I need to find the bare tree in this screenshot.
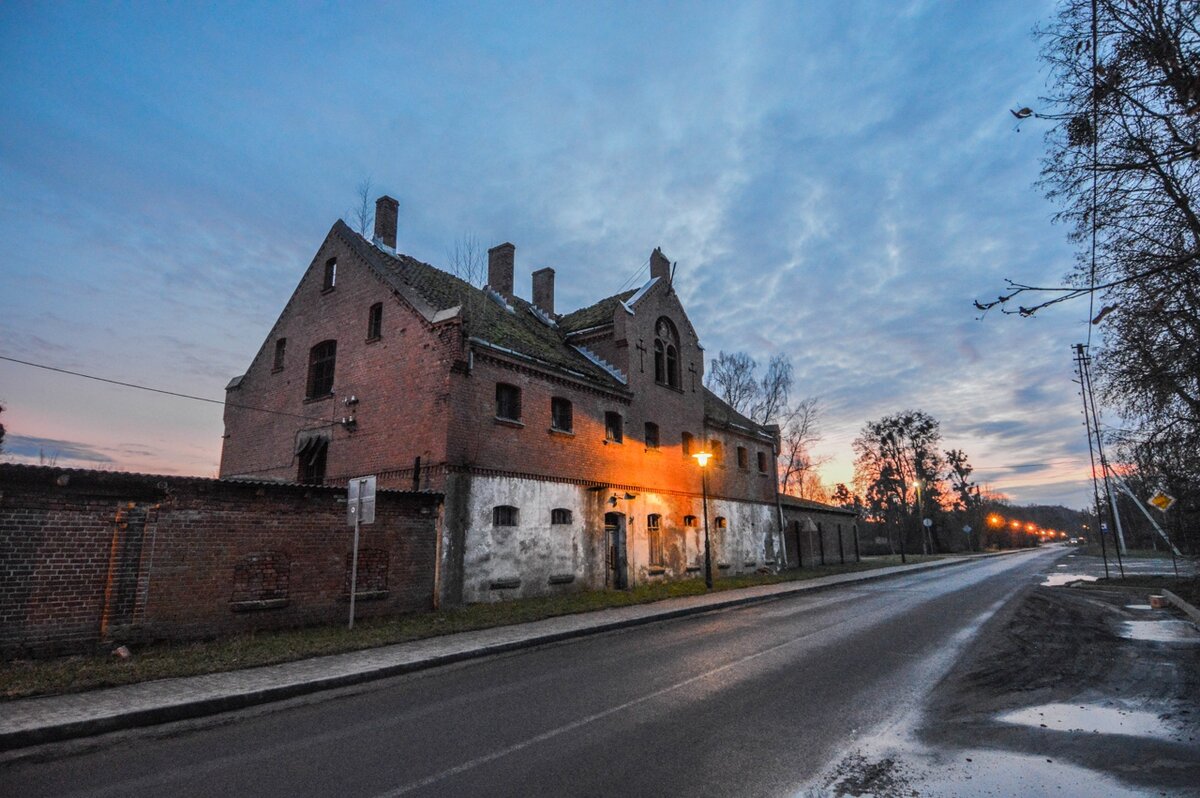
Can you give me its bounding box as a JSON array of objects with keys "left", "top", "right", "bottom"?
[
  {"left": 707, "top": 351, "right": 758, "bottom": 415},
  {"left": 447, "top": 233, "right": 486, "bottom": 287},
  {"left": 352, "top": 178, "right": 373, "bottom": 237},
  {"left": 751, "top": 354, "right": 793, "bottom": 425},
  {"left": 778, "top": 396, "right": 828, "bottom": 498}
]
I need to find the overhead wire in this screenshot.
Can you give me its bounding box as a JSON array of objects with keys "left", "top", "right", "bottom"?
[{"left": 0, "top": 354, "right": 332, "bottom": 423}]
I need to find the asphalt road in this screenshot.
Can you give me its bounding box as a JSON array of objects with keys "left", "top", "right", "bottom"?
[{"left": 0, "top": 547, "right": 1064, "bottom": 798}]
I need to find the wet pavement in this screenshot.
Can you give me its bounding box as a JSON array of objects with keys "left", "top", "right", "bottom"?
[{"left": 810, "top": 549, "right": 1200, "bottom": 797}]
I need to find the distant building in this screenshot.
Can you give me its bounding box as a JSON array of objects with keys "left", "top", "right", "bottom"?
[{"left": 220, "top": 196, "right": 789, "bottom": 604}]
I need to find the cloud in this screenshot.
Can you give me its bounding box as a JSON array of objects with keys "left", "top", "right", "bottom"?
[{"left": 4, "top": 435, "right": 114, "bottom": 464}]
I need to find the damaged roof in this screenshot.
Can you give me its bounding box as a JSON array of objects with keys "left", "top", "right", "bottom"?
[{"left": 335, "top": 221, "right": 626, "bottom": 389}]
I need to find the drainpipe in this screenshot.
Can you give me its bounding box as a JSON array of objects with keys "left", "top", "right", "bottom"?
[{"left": 770, "top": 438, "right": 788, "bottom": 571}]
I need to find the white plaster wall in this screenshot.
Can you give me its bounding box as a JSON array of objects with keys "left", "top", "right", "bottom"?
[
  {"left": 462, "top": 476, "right": 597, "bottom": 602},
  {"left": 460, "top": 474, "right": 785, "bottom": 602}
]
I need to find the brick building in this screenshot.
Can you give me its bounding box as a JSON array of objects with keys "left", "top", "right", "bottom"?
[{"left": 220, "top": 197, "right": 788, "bottom": 604}]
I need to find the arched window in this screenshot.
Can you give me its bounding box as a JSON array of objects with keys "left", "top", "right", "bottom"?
[
  {"left": 306, "top": 340, "right": 337, "bottom": 398},
  {"left": 683, "top": 515, "right": 697, "bottom": 527},
  {"left": 654, "top": 317, "right": 680, "bottom": 389},
  {"left": 715, "top": 516, "right": 728, "bottom": 529}
]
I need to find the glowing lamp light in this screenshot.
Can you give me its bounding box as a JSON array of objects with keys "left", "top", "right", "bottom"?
[{"left": 693, "top": 451, "right": 712, "bottom": 468}]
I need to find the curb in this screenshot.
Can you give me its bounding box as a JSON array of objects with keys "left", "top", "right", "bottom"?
[
  {"left": 1161, "top": 588, "right": 1200, "bottom": 625},
  {"left": 0, "top": 548, "right": 1041, "bottom": 752}
]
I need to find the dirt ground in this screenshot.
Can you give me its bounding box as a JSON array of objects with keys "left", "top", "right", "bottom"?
[{"left": 818, "top": 555, "right": 1200, "bottom": 797}]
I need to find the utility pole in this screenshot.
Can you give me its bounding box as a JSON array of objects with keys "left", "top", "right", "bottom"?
[{"left": 1075, "top": 344, "right": 1111, "bottom": 579}]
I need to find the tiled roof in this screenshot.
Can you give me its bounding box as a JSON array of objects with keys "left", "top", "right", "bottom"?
[
  {"left": 333, "top": 221, "right": 627, "bottom": 390},
  {"left": 702, "top": 387, "right": 773, "bottom": 438},
  {"left": 779, "top": 494, "right": 859, "bottom": 516},
  {"left": 559, "top": 289, "right": 637, "bottom": 333}
]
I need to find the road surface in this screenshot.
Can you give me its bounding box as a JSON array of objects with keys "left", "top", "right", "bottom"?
[{"left": 1, "top": 548, "right": 1064, "bottom": 797}]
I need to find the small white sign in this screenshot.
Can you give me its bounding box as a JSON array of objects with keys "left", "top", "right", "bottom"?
[
  {"left": 922, "top": 518, "right": 933, "bottom": 528},
  {"left": 348, "top": 475, "right": 377, "bottom": 525}
]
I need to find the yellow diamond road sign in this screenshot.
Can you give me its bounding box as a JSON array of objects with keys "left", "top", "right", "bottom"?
[{"left": 1148, "top": 491, "right": 1176, "bottom": 512}]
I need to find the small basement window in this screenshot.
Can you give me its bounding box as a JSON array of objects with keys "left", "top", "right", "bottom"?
[
  {"left": 683, "top": 515, "right": 697, "bottom": 527},
  {"left": 551, "top": 397, "right": 573, "bottom": 432},
  {"left": 644, "top": 421, "right": 660, "bottom": 449},
  {"left": 605, "top": 411, "right": 623, "bottom": 443},
  {"left": 323, "top": 257, "right": 337, "bottom": 291},
  {"left": 715, "top": 516, "right": 728, "bottom": 529},
  {"left": 551, "top": 508, "right": 572, "bottom": 524},
  {"left": 493, "top": 505, "right": 519, "bottom": 526},
  {"left": 367, "top": 302, "right": 383, "bottom": 340},
  {"left": 496, "top": 383, "right": 521, "bottom": 422}
]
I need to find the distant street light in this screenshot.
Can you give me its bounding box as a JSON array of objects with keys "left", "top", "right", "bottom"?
[{"left": 693, "top": 451, "right": 714, "bottom": 590}]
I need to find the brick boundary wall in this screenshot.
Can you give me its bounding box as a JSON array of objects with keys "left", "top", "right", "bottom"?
[{"left": 0, "top": 464, "right": 443, "bottom": 658}]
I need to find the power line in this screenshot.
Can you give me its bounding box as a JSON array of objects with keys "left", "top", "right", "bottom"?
[
  {"left": 616, "top": 257, "right": 651, "bottom": 293},
  {"left": 0, "top": 355, "right": 331, "bottom": 424}
]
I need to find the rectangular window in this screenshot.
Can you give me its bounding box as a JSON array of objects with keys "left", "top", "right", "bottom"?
[
  {"left": 683, "top": 515, "right": 697, "bottom": 527},
  {"left": 737, "top": 446, "right": 749, "bottom": 469},
  {"left": 367, "top": 302, "right": 383, "bottom": 340},
  {"left": 298, "top": 439, "right": 328, "bottom": 484},
  {"left": 273, "top": 338, "right": 286, "bottom": 371},
  {"left": 605, "top": 411, "right": 623, "bottom": 443},
  {"left": 306, "top": 340, "right": 337, "bottom": 398},
  {"left": 551, "top": 397, "right": 573, "bottom": 432},
  {"left": 551, "top": 508, "right": 572, "bottom": 524},
  {"left": 493, "top": 505, "right": 519, "bottom": 526},
  {"left": 647, "top": 514, "right": 664, "bottom": 566},
  {"left": 710, "top": 439, "right": 724, "bottom": 463},
  {"left": 644, "top": 422, "right": 660, "bottom": 449},
  {"left": 681, "top": 431, "right": 694, "bottom": 457},
  {"left": 757, "top": 451, "right": 768, "bottom": 473},
  {"left": 323, "top": 257, "right": 337, "bottom": 291},
  {"left": 496, "top": 383, "right": 521, "bottom": 421}
]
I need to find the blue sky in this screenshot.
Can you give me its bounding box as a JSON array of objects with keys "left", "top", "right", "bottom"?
[{"left": 0, "top": 0, "right": 1101, "bottom": 507}]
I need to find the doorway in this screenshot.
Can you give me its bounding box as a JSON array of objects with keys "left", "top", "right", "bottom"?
[{"left": 605, "top": 511, "right": 628, "bottom": 589}]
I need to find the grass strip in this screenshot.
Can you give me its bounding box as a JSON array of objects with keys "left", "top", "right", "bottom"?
[{"left": 1, "top": 555, "right": 947, "bottom": 701}]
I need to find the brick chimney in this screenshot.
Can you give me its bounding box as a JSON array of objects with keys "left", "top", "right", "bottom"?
[
  {"left": 374, "top": 196, "right": 398, "bottom": 251},
  {"left": 488, "top": 242, "right": 515, "bottom": 297},
  {"left": 532, "top": 267, "right": 555, "bottom": 316},
  {"left": 650, "top": 247, "right": 671, "bottom": 283}
]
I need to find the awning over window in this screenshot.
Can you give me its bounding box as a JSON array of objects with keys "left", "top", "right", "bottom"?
[{"left": 295, "top": 428, "right": 330, "bottom": 457}]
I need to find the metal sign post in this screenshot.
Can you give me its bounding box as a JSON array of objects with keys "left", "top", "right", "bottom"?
[{"left": 347, "top": 476, "right": 376, "bottom": 630}]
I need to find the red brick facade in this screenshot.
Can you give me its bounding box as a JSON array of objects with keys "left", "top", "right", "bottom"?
[
  {"left": 219, "top": 206, "right": 786, "bottom": 603},
  {"left": 0, "top": 464, "right": 441, "bottom": 656}
]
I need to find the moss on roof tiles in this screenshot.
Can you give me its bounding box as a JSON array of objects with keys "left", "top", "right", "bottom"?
[
  {"left": 333, "top": 221, "right": 625, "bottom": 389},
  {"left": 558, "top": 289, "right": 637, "bottom": 333}
]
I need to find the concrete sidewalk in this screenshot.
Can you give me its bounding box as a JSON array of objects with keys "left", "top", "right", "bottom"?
[{"left": 0, "top": 550, "right": 1035, "bottom": 752}]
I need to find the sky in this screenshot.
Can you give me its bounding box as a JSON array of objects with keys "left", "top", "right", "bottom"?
[{"left": 0, "top": 0, "right": 1103, "bottom": 508}]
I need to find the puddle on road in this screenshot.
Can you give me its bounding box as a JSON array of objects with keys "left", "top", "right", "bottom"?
[
  {"left": 905, "top": 748, "right": 1148, "bottom": 798},
  {"left": 998, "top": 703, "right": 1167, "bottom": 737},
  {"left": 1118, "top": 620, "right": 1200, "bottom": 643},
  {"left": 1041, "top": 573, "right": 1098, "bottom": 587}
]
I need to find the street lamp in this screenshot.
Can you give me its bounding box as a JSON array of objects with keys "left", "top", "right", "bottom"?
[{"left": 693, "top": 451, "right": 714, "bottom": 590}]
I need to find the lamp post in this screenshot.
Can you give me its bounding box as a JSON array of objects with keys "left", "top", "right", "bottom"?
[
  {"left": 693, "top": 451, "right": 714, "bottom": 590},
  {"left": 914, "top": 479, "right": 929, "bottom": 555}
]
